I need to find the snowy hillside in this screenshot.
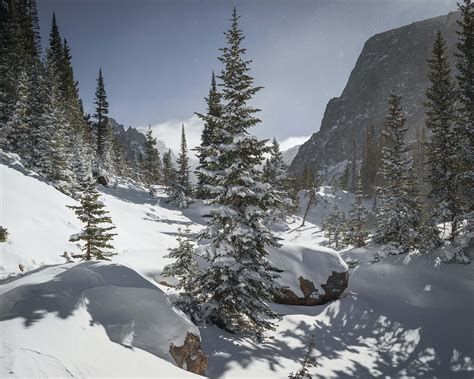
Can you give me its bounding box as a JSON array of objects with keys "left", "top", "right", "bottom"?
[{"left": 1, "top": 156, "right": 473, "bottom": 378}]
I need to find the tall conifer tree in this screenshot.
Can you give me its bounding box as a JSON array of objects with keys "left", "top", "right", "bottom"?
[{"left": 193, "top": 8, "right": 281, "bottom": 338}]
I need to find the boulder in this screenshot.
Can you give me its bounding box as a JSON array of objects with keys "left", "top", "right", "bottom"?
[
  {"left": 170, "top": 332, "right": 208, "bottom": 376},
  {"left": 269, "top": 243, "right": 349, "bottom": 306}
]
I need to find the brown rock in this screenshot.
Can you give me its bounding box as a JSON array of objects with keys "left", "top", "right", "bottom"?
[
  {"left": 170, "top": 332, "right": 207, "bottom": 376},
  {"left": 275, "top": 271, "right": 349, "bottom": 306}
]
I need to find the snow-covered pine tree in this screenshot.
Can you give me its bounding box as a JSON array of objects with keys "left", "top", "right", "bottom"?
[
  {"left": 162, "top": 149, "right": 176, "bottom": 192},
  {"left": 67, "top": 178, "right": 116, "bottom": 261},
  {"left": 263, "top": 138, "right": 294, "bottom": 221},
  {"left": 453, "top": 0, "right": 474, "bottom": 236},
  {"left": 424, "top": 31, "right": 458, "bottom": 243},
  {"left": 143, "top": 125, "right": 162, "bottom": 186},
  {"left": 162, "top": 226, "right": 199, "bottom": 316},
  {"left": 93, "top": 68, "right": 114, "bottom": 178},
  {"left": 345, "top": 171, "right": 369, "bottom": 247},
  {"left": 374, "top": 91, "right": 421, "bottom": 252},
  {"left": 195, "top": 71, "right": 223, "bottom": 200},
  {"left": 169, "top": 125, "right": 192, "bottom": 208},
  {"left": 193, "top": 8, "right": 281, "bottom": 338},
  {"left": 321, "top": 205, "right": 346, "bottom": 250}
]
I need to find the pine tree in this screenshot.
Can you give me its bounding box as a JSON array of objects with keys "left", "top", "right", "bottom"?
[
  {"left": 193, "top": 8, "right": 281, "bottom": 338},
  {"left": 93, "top": 68, "right": 112, "bottom": 176},
  {"left": 162, "top": 226, "right": 199, "bottom": 316},
  {"left": 67, "top": 179, "right": 116, "bottom": 261},
  {"left": 345, "top": 172, "right": 369, "bottom": 247},
  {"left": 263, "top": 138, "right": 293, "bottom": 221},
  {"left": 374, "top": 91, "right": 421, "bottom": 252},
  {"left": 349, "top": 134, "right": 358, "bottom": 193},
  {"left": 169, "top": 125, "right": 192, "bottom": 208},
  {"left": 143, "top": 125, "right": 162, "bottom": 186},
  {"left": 195, "top": 71, "right": 223, "bottom": 199},
  {"left": 321, "top": 205, "right": 346, "bottom": 250},
  {"left": 338, "top": 163, "right": 350, "bottom": 191},
  {"left": 425, "top": 31, "right": 459, "bottom": 242},
  {"left": 453, "top": 0, "right": 474, "bottom": 236},
  {"left": 162, "top": 149, "right": 176, "bottom": 192}
]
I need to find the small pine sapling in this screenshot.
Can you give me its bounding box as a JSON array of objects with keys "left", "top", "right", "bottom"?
[{"left": 67, "top": 179, "right": 117, "bottom": 260}]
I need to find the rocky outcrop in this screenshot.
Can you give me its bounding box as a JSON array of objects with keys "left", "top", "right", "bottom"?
[
  {"left": 170, "top": 332, "right": 208, "bottom": 376},
  {"left": 276, "top": 271, "right": 349, "bottom": 306},
  {"left": 289, "top": 12, "right": 460, "bottom": 177}
]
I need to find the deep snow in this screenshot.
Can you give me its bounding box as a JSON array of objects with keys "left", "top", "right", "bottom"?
[{"left": 1, "top": 153, "right": 473, "bottom": 378}]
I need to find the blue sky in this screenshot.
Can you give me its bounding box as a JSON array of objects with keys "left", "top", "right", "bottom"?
[{"left": 37, "top": 0, "right": 456, "bottom": 151}]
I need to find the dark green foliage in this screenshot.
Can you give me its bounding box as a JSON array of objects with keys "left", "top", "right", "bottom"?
[
  {"left": 143, "top": 125, "right": 162, "bottom": 186},
  {"left": 162, "top": 226, "right": 200, "bottom": 316},
  {"left": 67, "top": 179, "right": 116, "bottom": 261},
  {"left": 0, "top": 226, "right": 8, "bottom": 242},
  {"left": 162, "top": 149, "right": 176, "bottom": 191},
  {"left": 454, "top": 0, "right": 474, "bottom": 235},
  {"left": 195, "top": 71, "right": 223, "bottom": 199},
  {"left": 374, "top": 92, "right": 421, "bottom": 251},
  {"left": 345, "top": 172, "right": 369, "bottom": 247},
  {"left": 322, "top": 205, "right": 347, "bottom": 250},
  {"left": 169, "top": 125, "right": 192, "bottom": 208},
  {"left": 93, "top": 68, "right": 110, "bottom": 171},
  {"left": 425, "top": 31, "right": 459, "bottom": 242}
]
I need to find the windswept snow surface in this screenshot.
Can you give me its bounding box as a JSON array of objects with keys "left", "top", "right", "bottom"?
[{"left": 1, "top": 155, "right": 473, "bottom": 378}]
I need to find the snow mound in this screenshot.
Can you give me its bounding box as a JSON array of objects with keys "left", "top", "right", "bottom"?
[{"left": 0, "top": 262, "right": 201, "bottom": 378}]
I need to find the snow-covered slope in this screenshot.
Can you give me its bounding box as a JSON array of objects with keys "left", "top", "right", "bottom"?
[{"left": 1, "top": 154, "right": 473, "bottom": 378}]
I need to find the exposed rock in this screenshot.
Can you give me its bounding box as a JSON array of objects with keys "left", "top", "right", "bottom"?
[
  {"left": 170, "top": 332, "right": 207, "bottom": 376},
  {"left": 276, "top": 271, "right": 349, "bottom": 306},
  {"left": 289, "top": 12, "right": 460, "bottom": 177},
  {"left": 96, "top": 175, "right": 108, "bottom": 187}
]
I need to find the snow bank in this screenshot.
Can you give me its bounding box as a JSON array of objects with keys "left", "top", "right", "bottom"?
[{"left": 0, "top": 262, "right": 201, "bottom": 378}]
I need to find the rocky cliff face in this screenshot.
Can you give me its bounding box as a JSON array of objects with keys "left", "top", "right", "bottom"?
[{"left": 289, "top": 12, "right": 460, "bottom": 177}]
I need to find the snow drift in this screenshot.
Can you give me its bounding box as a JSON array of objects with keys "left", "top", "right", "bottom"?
[{"left": 0, "top": 262, "right": 204, "bottom": 377}]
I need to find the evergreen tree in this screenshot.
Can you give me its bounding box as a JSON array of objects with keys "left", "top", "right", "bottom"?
[
  {"left": 263, "top": 138, "right": 293, "bottom": 221},
  {"left": 195, "top": 71, "right": 223, "bottom": 199},
  {"left": 345, "top": 172, "right": 369, "bottom": 247},
  {"left": 425, "top": 31, "right": 459, "bottom": 242},
  {"left": 193, "top": 8, "right": 281, "bottom": 338},
  {"left": 374, "top": 91, "right": 421, "bottom": 252},
  {"left": 321, "top": 205, "right": 346, "bottom": 250},
  {"left": 453, "top": 0, "right": 474, "bottom": 235},
  {"left": 169, "top": 125, "right": 192, "bottom": 208},
  {"left": 143, "top": 125, "right": 162, "bottom": 186},
  {"left": 162, "top": 149, "right": 176, "bottom": 192},
  {"left": 162, "top": 226, "right": 199, "bottom": 316},
  {"left": 349, "top": 134, "right": 357, "bottom": 193},
  {"left": 93, "top": 68, "right": 112, "bottom": 176},
  {"left": 67, "top": 179, "right": 116, "bottom": 260}
]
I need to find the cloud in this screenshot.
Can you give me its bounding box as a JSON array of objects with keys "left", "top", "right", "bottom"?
[
  {"left": 278, "top": 136, "right": 310, "bottom": 151},
  {"left": 139, "top": 115, "right": 204, "bottom": 157}
]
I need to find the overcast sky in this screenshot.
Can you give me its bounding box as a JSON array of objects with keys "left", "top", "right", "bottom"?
[{"left": 37, "top": 0, "right": 456, "bottom": 152}]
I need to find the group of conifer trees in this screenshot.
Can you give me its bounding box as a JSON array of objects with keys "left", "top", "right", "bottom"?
[
  {"left": 0, "top": 0, "right": 169, "bottom": 194},
  {"left": 324, "top": 0, "right": 473, "bottom": 257}
]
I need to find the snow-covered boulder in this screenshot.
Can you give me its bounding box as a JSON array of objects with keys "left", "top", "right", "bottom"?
[
  {"left": 270, "top": 243, "right": 349, "bottom": 305},
  {"left": 0, "top": 262, "right": 206, "bottom": 377}
]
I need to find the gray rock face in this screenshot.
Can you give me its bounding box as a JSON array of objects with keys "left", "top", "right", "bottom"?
[{"left": 289, "top": 12, "right": 460, "bottom": 176}]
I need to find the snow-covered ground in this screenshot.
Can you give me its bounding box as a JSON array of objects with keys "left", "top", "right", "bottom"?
[{"left": 1, "top": 154, "right": 473, "bottom": 378}]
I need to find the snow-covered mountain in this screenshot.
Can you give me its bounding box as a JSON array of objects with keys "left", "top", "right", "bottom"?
[{"left": 1, "top": 153, "right": 472, "bottom": 378}]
